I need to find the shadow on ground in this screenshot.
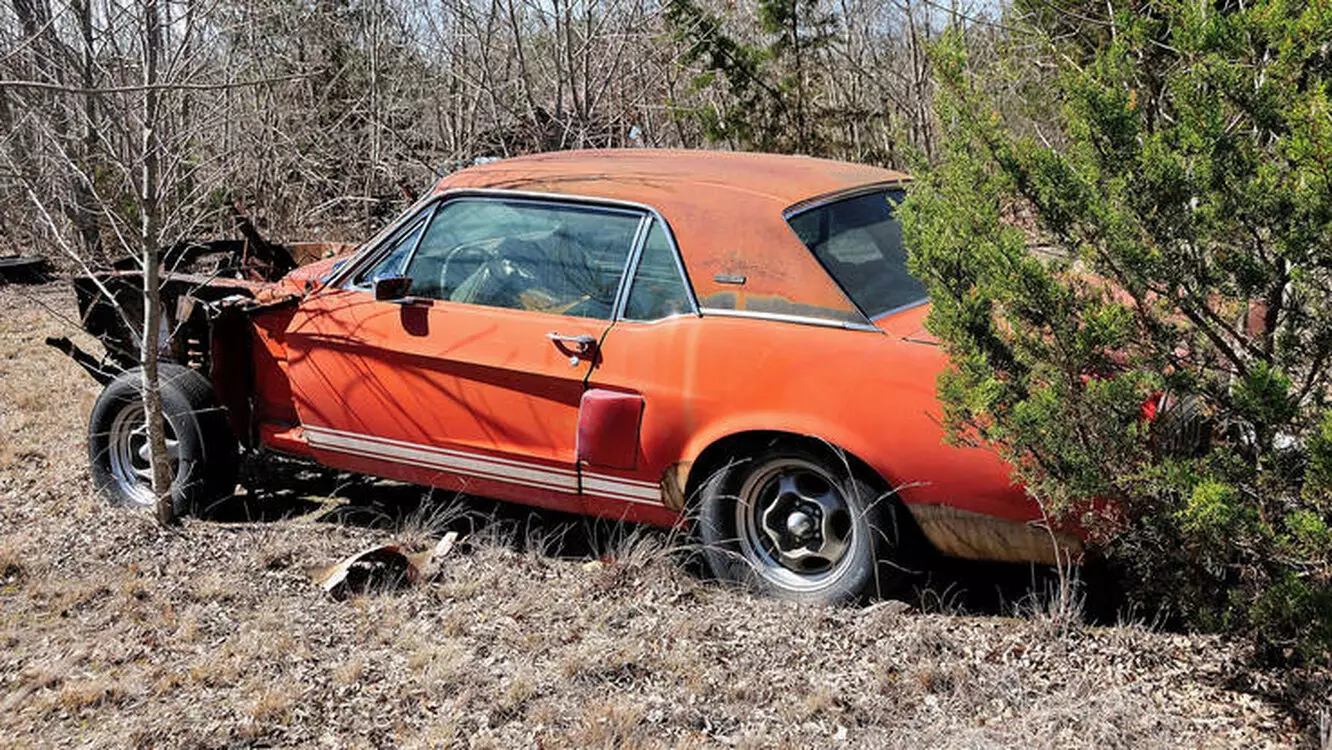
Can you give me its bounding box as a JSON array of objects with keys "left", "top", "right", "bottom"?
[
  {"left": 199, "top": 454, "right": 1131, "bottom": 625},
  {"left": 201, "top": 454, "right": 615, "bottom": 559}
]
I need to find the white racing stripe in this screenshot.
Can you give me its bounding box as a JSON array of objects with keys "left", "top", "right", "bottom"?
[
  {"left": 582, "top": 473, "right": 663, "bottom": 505},
  {"left": 304, "top": 425, "right": 576, "bottom": 492},
  {"left": 303, "top": 424, "right": 664, "bottom": 505},
  {"left": 304, "top": 425, "right": 577, "bottom": 476}
]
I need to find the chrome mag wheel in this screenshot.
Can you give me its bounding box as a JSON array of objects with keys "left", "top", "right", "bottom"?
[
  {"left": 90, "top": 364, "right": 238, "bottom": 515},
  {"left": 107, "top": 403, "right": 180, "bottom": 508},
  {"left": 734, "top": 457, "right": 861, "bottom": 593}
]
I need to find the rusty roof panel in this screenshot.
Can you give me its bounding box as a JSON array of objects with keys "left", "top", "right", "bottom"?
[{"left": 435, "top": 150, "right": 907, "bottom": 322}]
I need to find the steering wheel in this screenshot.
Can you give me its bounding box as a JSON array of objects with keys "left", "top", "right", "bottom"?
[{"left": 438, "top": 239, "right": 499, "bottom": 293}]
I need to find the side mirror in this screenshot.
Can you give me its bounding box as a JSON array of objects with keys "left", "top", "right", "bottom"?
[{"left": 373, "top": 275, "right": 412, "bottom": 301}]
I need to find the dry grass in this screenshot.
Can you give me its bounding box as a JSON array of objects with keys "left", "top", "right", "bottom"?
[
  {"left": 0, "top": 283, "right": 1326, "bottom": 747},
  {"left": 55, "top": 677, "right": 130, "bottom": 711}
]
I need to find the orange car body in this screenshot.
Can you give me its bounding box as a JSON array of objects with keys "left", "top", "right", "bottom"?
[{"left": 241, "top": 150, "right": 1072, "bottom": 564}]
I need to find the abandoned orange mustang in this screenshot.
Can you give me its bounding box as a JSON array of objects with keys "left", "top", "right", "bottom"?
[{"left": 66, "top": 150, "right": 1076, "bottom": 603}]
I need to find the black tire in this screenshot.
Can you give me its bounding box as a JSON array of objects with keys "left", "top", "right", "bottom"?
[
  {"left": 698, "top": 442, "right": 912, "bottom": 604},
  {"left": 88, "top": 363, "right": 238, "bottom": 517}
]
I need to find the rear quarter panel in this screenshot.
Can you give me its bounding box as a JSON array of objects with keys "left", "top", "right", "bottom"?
[{"left": 595, "top": 310, "right": 1039, "bottom": 526}]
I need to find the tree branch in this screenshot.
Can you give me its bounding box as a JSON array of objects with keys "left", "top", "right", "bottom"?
[{"left": 0, "top": 73, "right": 317, "bottom": 95}]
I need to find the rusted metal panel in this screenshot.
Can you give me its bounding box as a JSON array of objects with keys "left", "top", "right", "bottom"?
[
  {"left": 308, "top": 533, "right": 458, "bottom": 599},
  {"left": 660, "top": 461, "right": 691, "bottom": 512},
  {"left": 246, "top": 302, "right": 301, "bottom": 435},
  {"left": 0, "top": 255, "right": 48, "bottom": 283},
  {"left": 208, "top": 304, "right": 256, "bottom": 445},
  {"left": 435, "top": 149, "right": 906, "bottom": 207},
  {"left": 286, "top": 241, "right": 358, "bottom": 267},
  {"left": 43, "top": 336, "right": 120, "bottom": 384},
  {"left": 907, "top": 504, "right": 1085, "bottom": 566}
]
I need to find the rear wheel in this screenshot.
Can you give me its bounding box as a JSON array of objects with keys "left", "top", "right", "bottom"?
[
  {"left": 698, "top": 444, "right": 908, "bottom": 604},
  {"left": 88, "top": 363, "right": 237, "bottom": 516}
]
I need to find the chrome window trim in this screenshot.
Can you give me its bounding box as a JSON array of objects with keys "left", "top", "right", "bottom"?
[
  {"left": 698, "top": 307, "right": 881, "bottom": 333},
  {"left": 332, "top": 191, "right": 647, "bottom": 288},
  {"left": 609, "top": 216, "right": 653, "bottom": 321},
  {"left": 395, "top": 202, "right": 441, "bottom": 276},
  {"left": 869, "top": 297, "right": 930, "bottom": 322},
  {"left": 330, "top": 191, "right": 439, "bottom": 287},
  {"left": 659, "top": 215, "right": 700, "bottom": 316},
  {"left": 348, "top": 207, "right": 435, "bottom": 290},
  {"left": 618, "top": 218, "right": 702, "bottom": 323},
  {"left": 328, "top": 187, "right": 701, "bottom": 321},
  {"left": 610, "top": 311, "right": 697, "bottom": 327},
  {"left": 781, "top": 180, "right": 909, "bottom": 220}
]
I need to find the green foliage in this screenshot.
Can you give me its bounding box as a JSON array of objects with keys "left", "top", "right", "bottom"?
[
  {"left": 1306, "top": 410, "right": 1332, "bottom": 498},
  {"left": 663, "top": 0, "right": 837, "bottom": 152},
  {"left": 900, "top": 3, "right": 1332, "bottom": 662}
]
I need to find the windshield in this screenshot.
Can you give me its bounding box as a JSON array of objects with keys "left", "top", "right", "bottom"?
[{"left": 787, "top": 189, "right": 927, "bottom": 319}]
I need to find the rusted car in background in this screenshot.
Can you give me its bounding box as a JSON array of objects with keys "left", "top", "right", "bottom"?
[{"left": 62, "top": 150, "right": 1077, "bottom": 603}]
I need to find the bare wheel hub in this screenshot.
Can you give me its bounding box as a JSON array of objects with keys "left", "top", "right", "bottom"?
[{"left": 786, "top": 508, "right": 816, "bottom": 539}]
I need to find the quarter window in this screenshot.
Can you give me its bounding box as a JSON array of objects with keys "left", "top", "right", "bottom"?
[
  {"left": 787, "top": 189, "right": 927, "bottom": 319},
  {"left": 365, "top": 198, "right": 643, "bottom": 320},
  {"left": 623, "top": 221, "right": 692, "bottom": 321}
]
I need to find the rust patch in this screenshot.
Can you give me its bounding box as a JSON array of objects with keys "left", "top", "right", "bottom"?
[
  {"left": 286, "top": 241, "right": 357, "bottom": 266},
  {"left": 660, "top": 461, "right": 692, "bottom": 512},
  {"left": 907, "top": 505, "right": 1084, "bottom": 566},
  {"left": 697, "top": 291, "right": 864, "bottom": 324}
]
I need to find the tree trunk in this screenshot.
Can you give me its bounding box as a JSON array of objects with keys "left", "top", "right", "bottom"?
[
  {"left": 72, "top": 0, "right": 102, "bottom": 260},
  {"left": 138, "top": 0, "right": 174, "bottom": 526}
]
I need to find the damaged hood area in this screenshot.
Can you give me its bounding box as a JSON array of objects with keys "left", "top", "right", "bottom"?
[
  {"left": 280, "top": 253, "right": 352, "bottom": 290},
  {"left": 54, "top": 221, "right": 356, "bottom": 387}
]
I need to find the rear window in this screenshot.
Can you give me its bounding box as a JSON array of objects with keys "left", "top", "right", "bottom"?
[{"left": 787, "top": 189, "right": 927, "bottom": 319}]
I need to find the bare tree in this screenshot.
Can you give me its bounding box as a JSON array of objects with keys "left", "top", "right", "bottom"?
[
  {"left": 0, "top": 0, "right": 323, "bottom": 522},
  {"left": 5, "top": 0, "right": 1019, "bottom": 257},
  {"left": 138, "top": 0, "right": 173, "bottom": 523}
]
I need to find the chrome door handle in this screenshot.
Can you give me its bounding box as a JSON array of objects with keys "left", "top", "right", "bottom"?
[{"left": 546, "top": 332, "right": 597, "bottom": 362}]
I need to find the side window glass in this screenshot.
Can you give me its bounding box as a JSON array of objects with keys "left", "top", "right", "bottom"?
[
  {"left": 623, "top": 221, "right": 692, "bottom": 321},
  {"left": 786, "top": 189, "right": 926, "bottom": 319},
  {"left": 402, "top": 199, "right": 642, "bottom": 320},
  {"left": 356, "top": 214, "right": 427, "bottom": 285}
]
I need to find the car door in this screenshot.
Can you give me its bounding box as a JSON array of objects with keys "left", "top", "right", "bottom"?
[
  {"left": 284, "top": 195, "right": 647, "bottom": 512},
  {"left": 579, "top": 218, "right": 702, "bottom": 523}
]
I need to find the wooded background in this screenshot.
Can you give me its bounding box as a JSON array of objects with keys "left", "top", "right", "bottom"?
[
  {"left": 10, "top": 0, "right": 1332, "bottom": 664},
  {"left": 0, "top": 0, "right": 1018, "bottom": 260}
]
